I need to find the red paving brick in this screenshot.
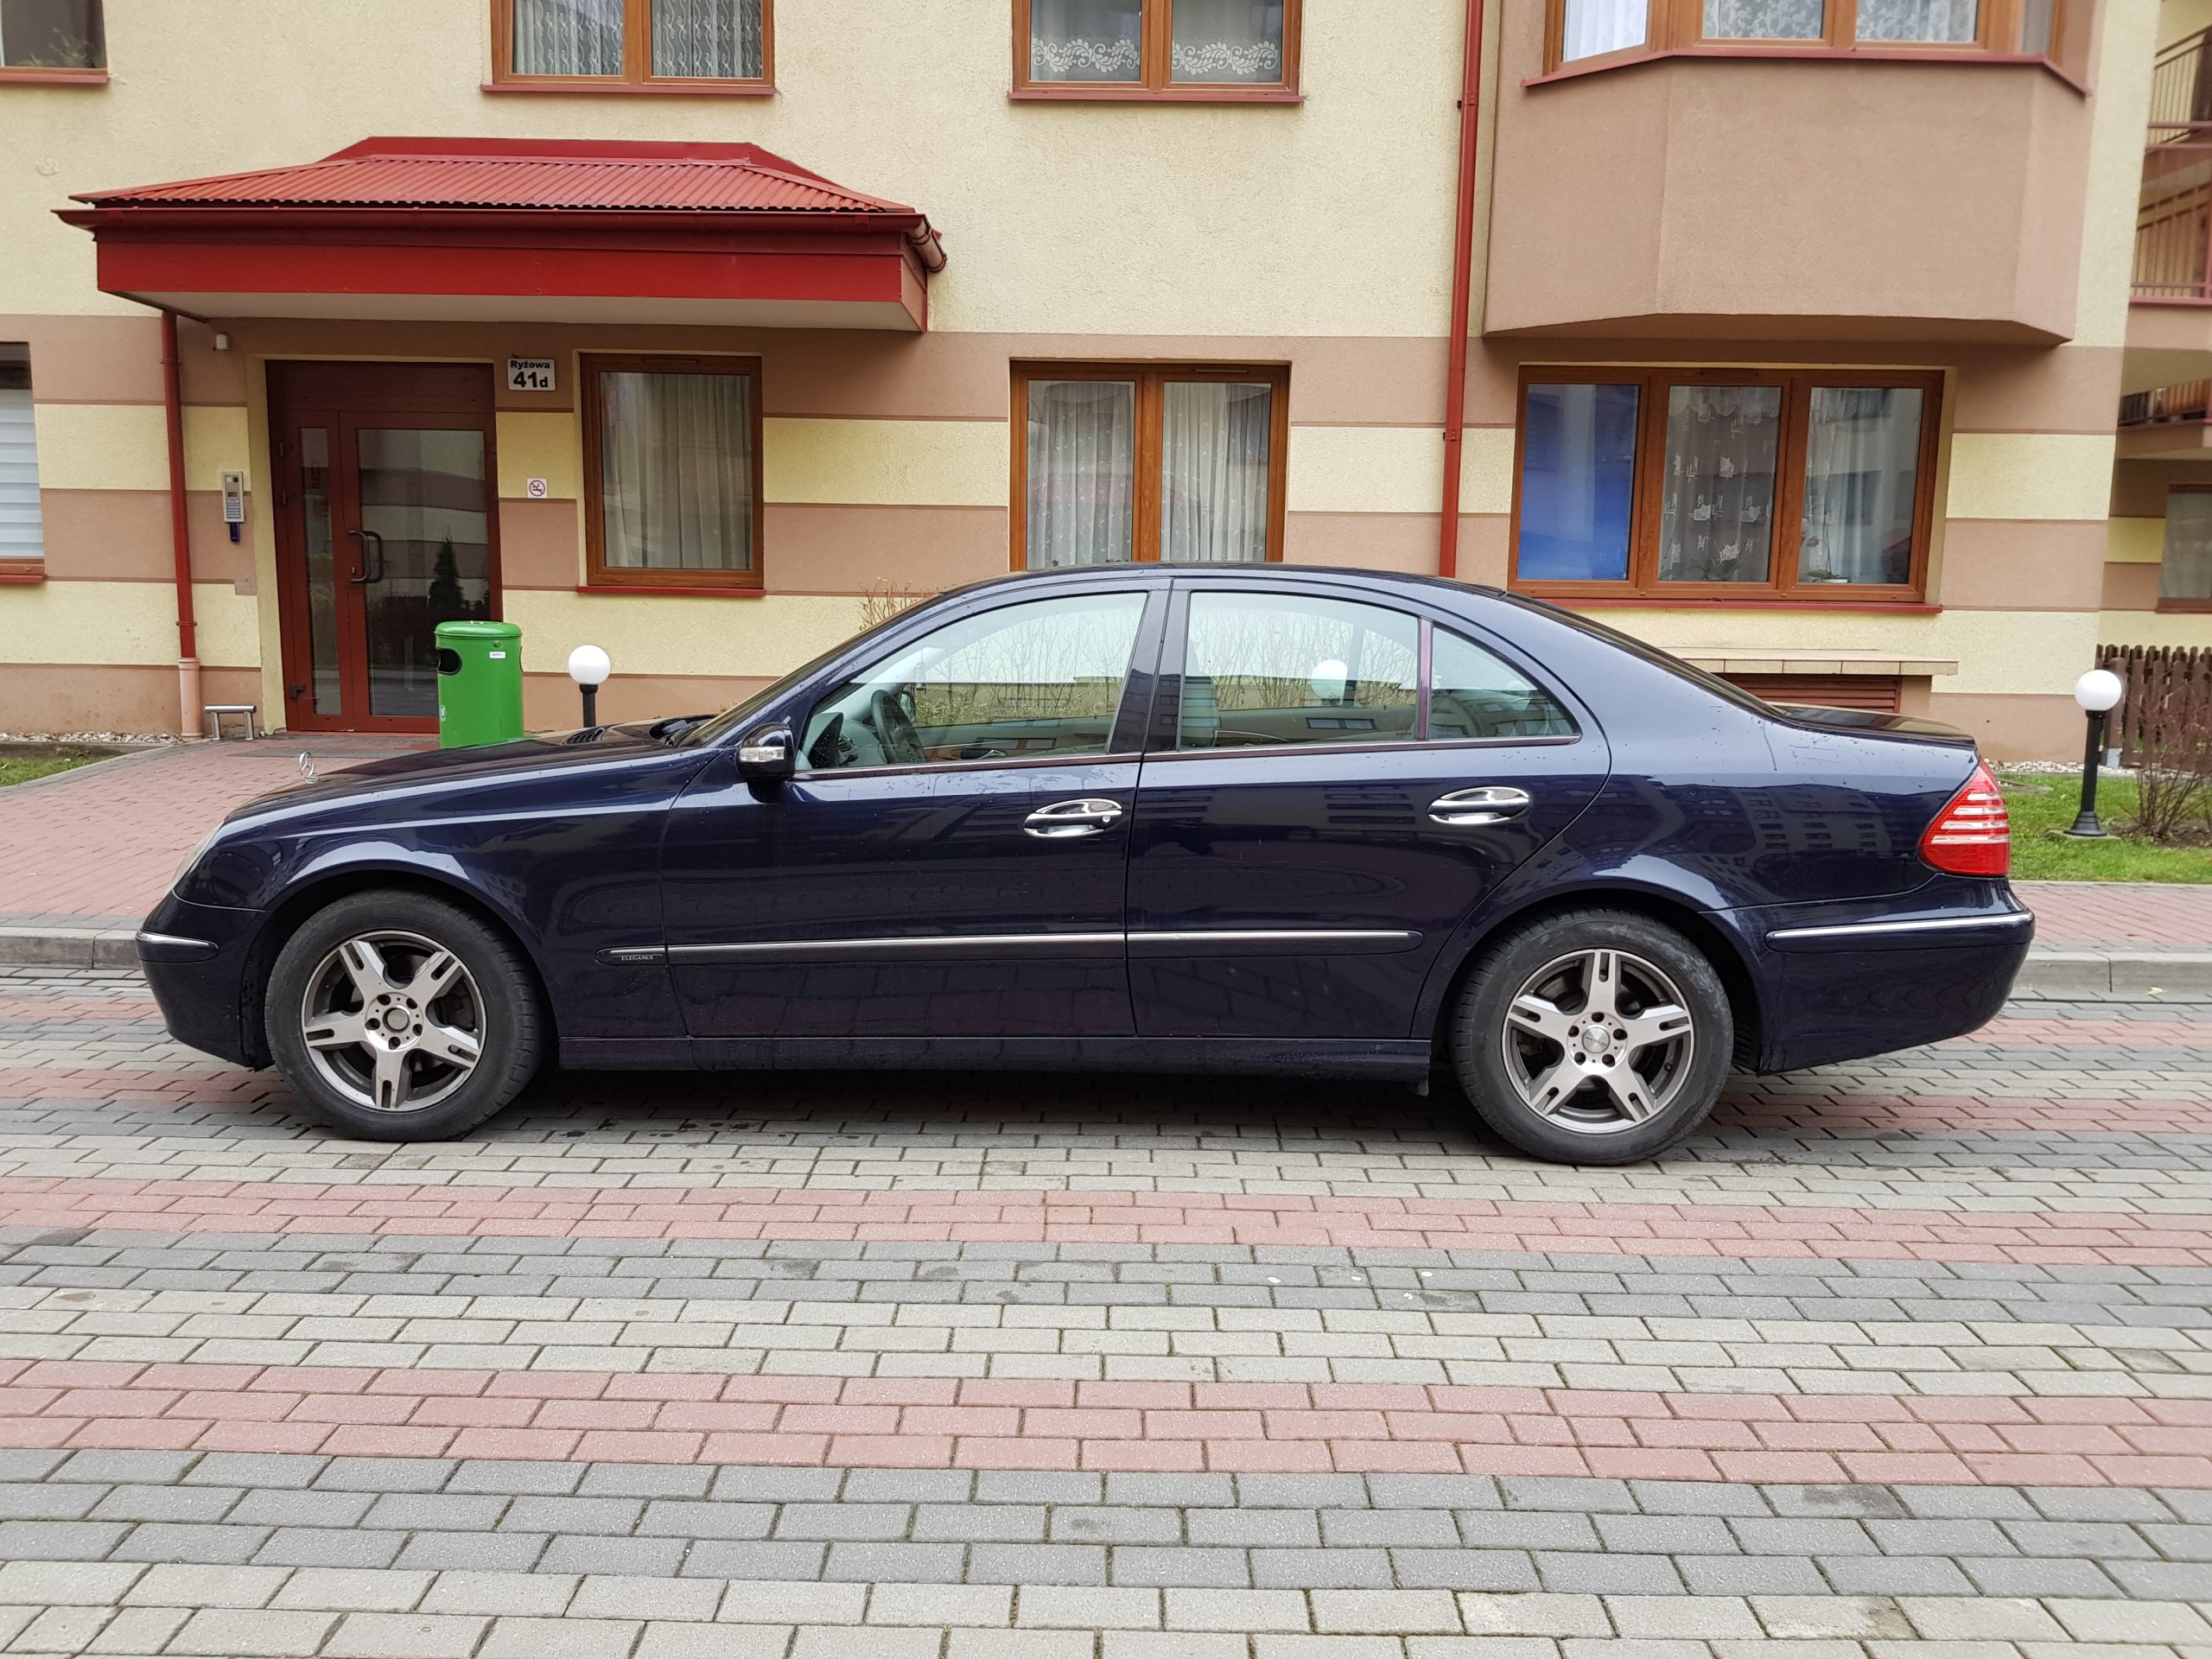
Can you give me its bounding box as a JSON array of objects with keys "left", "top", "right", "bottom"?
[
  {"left": 2018, "top": 878, "right": 2212, "bottom": 946},
  {"left": 1, "top": 1360, "right": 2204, "bottom": 1484},
  {"left": 0, "top": 737, "right": 428, "bottom": 929},
  {"left": 4, "top": 1178, "right": 2208, "bottom": 1263}
]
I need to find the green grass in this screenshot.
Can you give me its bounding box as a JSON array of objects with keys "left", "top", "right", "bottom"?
[
  {"left": 2000, "top": 769, "right": 2212, "bottom": 883},
  {"left": 0, "top": 750, "right": 106, "bottom": 789}
]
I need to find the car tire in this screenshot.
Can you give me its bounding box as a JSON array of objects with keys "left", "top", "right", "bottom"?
[
  {"left": 1448, "top": 908, "right": 1732, "bottom": 1166},
  {"left": 265, "top": 888, "right": 545, "bottom": 1141}
]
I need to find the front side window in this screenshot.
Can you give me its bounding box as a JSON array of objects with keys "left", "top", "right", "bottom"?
[
  {"left": 1018, "top": 0, "right": 1298, "bottom": 96},
  {"left": 583, "top": 354, "right": 762, "bottom": 590},
  {"left": 2162, "top": 489, "right": 2212, "bottom": 608},
  {"left": 499, "top": 0, "right": 769, "bottom": 86},
  {"left": 0, "top": 345, "right": 42, "bottom": 567},
  {"left": 1, "top": 0, "right": 102, "bottom": 68},
  {"left": 802, "top": 593, "right": 1147, "bottom": 771},
  {"left": 1552, "top": 0, "right": 2045, "bottom": 67},
  {"left": 1510, "top": 369, "right": 1939, "bottom": 601},
  {"left": 1018, "top": 365, "right": 1287, "bottom": 571}
]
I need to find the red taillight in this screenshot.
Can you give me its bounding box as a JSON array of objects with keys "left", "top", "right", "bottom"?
[{"left": 1919, "top": 760, "right": 2010, "bottom": 877}]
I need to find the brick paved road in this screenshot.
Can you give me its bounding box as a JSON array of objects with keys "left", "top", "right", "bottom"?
[{"left": 0, "top": 968, "right": 2209, "bottom": 1656}]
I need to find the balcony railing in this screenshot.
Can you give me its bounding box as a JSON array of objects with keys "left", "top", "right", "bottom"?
[
  {"left": 2120, "top": 380, "right": 2211, "bottom": 428},
  {"left": 2136, "top": 24, "right": 2212, "bottom": 301}
]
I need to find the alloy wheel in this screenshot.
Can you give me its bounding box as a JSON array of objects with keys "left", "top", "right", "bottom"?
[
  {"left": 297, "top": 929, "right": 485, "bottom": 1114},
  {"left": 1497, "top": 946, "right": 1696, "bottom": 1135}
]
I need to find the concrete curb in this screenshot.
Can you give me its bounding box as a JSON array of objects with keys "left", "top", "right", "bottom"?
[
  {"left": 0, "top": 926, "right": 142, "bottom": 969},
  {"left": 2, "top": 924, "right": 2210, "bottom": 998},
  {"left": 2009, "top": 948, "right": 2212, "bottom": 998}
]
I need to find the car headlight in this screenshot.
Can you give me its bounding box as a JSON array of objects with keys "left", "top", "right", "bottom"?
[{"left": 171, "top": 828, "right": 223, "bottom": 895}]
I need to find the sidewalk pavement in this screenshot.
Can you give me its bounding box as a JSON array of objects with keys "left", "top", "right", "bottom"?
[{"left": 0, "top": 738, "right": 2207, "bottom": 988}]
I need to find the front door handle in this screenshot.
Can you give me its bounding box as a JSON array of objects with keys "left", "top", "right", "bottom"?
[
  {"left": 1429, "top": 785, "right": 1531, "bottom": 826},
  {"left": 346, "top": 528, "right": 385, "bottom": 584},
  {"left": 1025, "top": 798, "right": 1125, "bottom": 839}
]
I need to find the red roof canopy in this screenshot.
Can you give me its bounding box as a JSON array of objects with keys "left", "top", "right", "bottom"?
[{"left": 60, "top": 138, "right": 944, "bottom": 330}]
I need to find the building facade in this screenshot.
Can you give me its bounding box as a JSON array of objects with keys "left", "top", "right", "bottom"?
[{"left": 0, "top": 0, "right": 2181, "bottom": 755}]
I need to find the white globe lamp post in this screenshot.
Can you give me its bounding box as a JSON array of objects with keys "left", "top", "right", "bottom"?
[
  {"left": 2063, "top": 668, "right": 2125, "bottom": 839},
  {"left": 568, "top": 644, "right": 612, "bottom": 729}
]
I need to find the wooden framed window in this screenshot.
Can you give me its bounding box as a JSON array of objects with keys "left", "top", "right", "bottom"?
[
  {"left": 1013, "top": 0, "right": 1301, "bottom": 101},
  {"left": 0, "top": 0, "right": 105, "bottom": 80},
  {"left": 1545, "top": 0, "right": 2071, "bottom": 75},
  {"left": 491, "top": 0, "right": 772, "bottom": 92},
  {"left": 2159, "top": 487, "right": 2212, "bottom": 613},
  {"left": 0, "top": 345, "right": 44, "bottom": 577},
  {"left": 1508, "top": 366, "right": 1942, "bottom": 605},
  {"left": 1013, "top": 362, "right": 1290, "bottom": 571},
  {"left": 582, "top": 354, "right": 765, "bottom": 593}
]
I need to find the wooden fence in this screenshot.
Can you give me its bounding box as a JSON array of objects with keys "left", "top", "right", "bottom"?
[{"left": 2098, "top": 644, "right": 2212, "bottom": 766}]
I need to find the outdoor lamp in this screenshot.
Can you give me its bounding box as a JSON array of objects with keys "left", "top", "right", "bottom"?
[
  {"left": 2063, "top": 667, "right": 2125, "bottom": 839},
  {"left": 568, "top": 644, "right": 612, "bottom": 729}
]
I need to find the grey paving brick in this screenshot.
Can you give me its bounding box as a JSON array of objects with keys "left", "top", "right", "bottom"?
[
  {"left": 448, "top": 1460, "right": 585, "bottom": 1497},
  {"left": 2107, "top": 1559, "right": 2212, "bottom": 1599},
  {"left": 1111, "top": 1546, "right": 1252, "bottom": 1588},
  {"left": 1251, "top": 1548, "right": 1393, "bottom": 1590},
  {"left": 0, "top": 1482, "right": 105, "bottom": 1521},
  {"left": 776, "top": 1503, "right": 912, "bottom": 1542},
  {"left": 253, "top": 1527, "right": 406, "bottom": 1569},
  {"left": 1457, "top": 1511, "right": 1599, "bottom": 1551},
  {"left": 1729, "top": 1517, "right": 1878, "bottom": 1554},
  {"left": 87, "top": 1484, "right": 241, "bottom": 1522},
  {"left": 362, "top": 1493, "right": 510, "bottom": 1530},
  {"left": 1676, "top": 1554, "right": 1830, "bottom": 1596},
  {"left": 1051, "top": 1506, "right": 1181, "bottom": 1545},
  {"left": 639, "top": 1499, "right": 776, "bottom": 1540},
  {"left": 1820, "top": 1554, "right": 1977, "bottom": 1595},
  {"left": 1185, "top": 1508, "right": 1319, "bottom": 1548},
  {"left": 1961, "top": 1556, "right": 2124, "bottom": 1598},
  {"left": 912, "top": 1503, "right": 1047, "bottom": 1543},
  {"left": 1321, "top": 1510, "right": 1459, "bottom": 1548},
  {"left": 537, "top": 1535, "right": 688, "bottom": 1577},
  {"left": 0, "top": 1519, "right": 128, "bottom": 1559},
  {"left": 1106, "top": 1474, "right": 1237, "bottom": 1507},
  {"left": 1865, "top": 1518, "right": 2016, "bottom": 1555},
  {"left": 710, "top": 1467, "right": 844, "bottom": 1503},
  {"left": 974, "top": 1471, "right": 1105, "bottom": 1505},
  {"left": 968, "top": 1544, "right": 1108, "bottom": 1586},
  {"left": 502, "top": 1496, "right": 645, "bottom": 1535},
  {"left": 681, "top": 1540, "right": 830, "bottom": 1579},
  {"left": 1237, "top": 1474, "right": 1370, "bottom": 1509},
  {"left": 1389, "top": 1548, "right": 1540, "bottom": 1592},
  {"left": 2025, "top": 1485, "right": 2177, "bottom": 1522},
  {"left": 843, "top": 1469, "right": 973, "bottom": 1503},
  {"left": 821, "top": 1541, "right": 968, "bottom": 1582},
  {"left": 316, "top": 1458, "right": 455, "bottom": 1494},
  {"left": 577, "top": 1463, "right": 713, "bottom": 1500},
  {"left": 1893, "top": 1485, "right": 2039, "bottom": 1520},
  {"left": 225, "top": 1489, "right": 377, "bottom": 1529},
  {"left": 392, "top": 1531, "right": 550, "bottom": 1573},
  {"left": 1593, "top": 1514, "right": 1738, "bottom": 1554},
  {"left": 52, "top": 1451, "right": 199, "bottom": 1484}
]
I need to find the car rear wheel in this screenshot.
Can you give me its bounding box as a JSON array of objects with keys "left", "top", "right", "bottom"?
[
  {"left": 1449, "top": 909, "right": 1732, "bottom": 1165},
  {"left": 265, "top": 889, "right": 544, "bottom": 1141}
]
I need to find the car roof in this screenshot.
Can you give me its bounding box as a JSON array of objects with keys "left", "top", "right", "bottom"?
[{"left": 946, "top": 563, "right": 1509, "bottom": 603}]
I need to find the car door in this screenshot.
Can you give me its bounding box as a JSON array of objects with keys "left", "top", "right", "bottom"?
[
  {"left": 660, "top": 582, "right": 1165, "bottom": 1040},
  {"left": 1126, "top": 580, "right": 1611, "bottom": 1040}
]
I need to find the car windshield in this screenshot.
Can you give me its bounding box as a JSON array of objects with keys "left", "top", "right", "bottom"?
[{"left": 676, "top": 614, "right": 913, "bottom": 748}]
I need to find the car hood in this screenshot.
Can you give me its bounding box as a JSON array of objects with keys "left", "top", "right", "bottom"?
[{"left": 226, "top": 725, "right": 674, "bottom": 825}]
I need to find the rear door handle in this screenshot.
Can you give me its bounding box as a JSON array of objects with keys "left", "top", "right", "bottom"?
[
  {"left": 1025, "top": 798, "right": 1125, "bottom": 839},
  {"left": 1429, "top": 785, "right": 1531, "bottom": 826}
]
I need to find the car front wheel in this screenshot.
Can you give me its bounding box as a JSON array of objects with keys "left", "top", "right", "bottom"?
[
  {"left": 265, "top": 889, "right": 545, "bottom": 1141},
  {"left": 1449, "top": 909, "right": 1732, "bottom": 1165}
]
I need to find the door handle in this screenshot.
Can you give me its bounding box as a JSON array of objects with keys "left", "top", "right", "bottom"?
[
  {"left": 346, "top": 528, "right": 385, "bottom": 584},
  {"left": 1024, "top": 798, "right": 1125, "bottom": 839},
  {"left": 1429, "top": 785, "right": 1531, "bottom": 826}
]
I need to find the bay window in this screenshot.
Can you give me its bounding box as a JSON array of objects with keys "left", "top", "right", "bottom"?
[
  {"left": 494, "top": 0, "right": 770, "bottom": 89},
  {"left": 1015, "top": 0, "right": 1300, "bottom": 99},
  {"left": 1015, "top": 364, "right": 1288, "bottom": 570},
  {"left": 1510, "top": 368, "right": 1940, "bottom": 603},
  {"left": 582, "top": 355, "right": 764, "bottom": 591},
  {"left": 1548, "top": 0, "right": 2067, "bottom": 70}
]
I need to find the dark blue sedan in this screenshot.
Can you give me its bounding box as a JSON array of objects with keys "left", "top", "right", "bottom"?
[{"left": 139, "top": 566, "right": 2031, "bottom": 1165}]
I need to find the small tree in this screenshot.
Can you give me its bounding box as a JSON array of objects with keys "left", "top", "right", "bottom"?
[
  {"left": 2130, "top": 678, "right": 2212, "bottom": 842},
  {"left": 427, "top": 537, "right": 464, "bottom": 621}
]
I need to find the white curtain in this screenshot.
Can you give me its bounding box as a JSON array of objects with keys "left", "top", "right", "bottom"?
[
  {"left": 1857, "top": 0, "right": 1978, "bottom": 38},
  {"left": 1027, "top": 380, "right": 1135, "bottom": 569},
  {"left": 598, "top": 371, "right": 754, "bottom": 572},
  {"left": 512, "top": 0, "right": 622, "bottom": 73},
  {"left": 1656, "top": 385, "right": 1782, "bottom": 584},
  {"left": 1029, "top": 0, "right": 1142, "bottom": 80},
  {"left": 1704, "top": 0, "right": 1823, "bottom": 37},
  {"left": 1560, "top": 0, "right": 1646, "bottom": 60},
  {"left": 1161, "top": 382, "right": 1271, "bottom": 564},
  {"left": 653, "top": 0, "right": 763, "bottom": 78},
  {"left": 1799, "top": 387, "right": 1922, "bottom": 586},
  {"left": 0, "top": 378, "right": 44, "bottom": 563},
  {"left": 2162, "top": 493, "right": 2212, "bottom": 602},
  {"left": 1169, "top": 0, "right": 1284, "bottom": 82}
]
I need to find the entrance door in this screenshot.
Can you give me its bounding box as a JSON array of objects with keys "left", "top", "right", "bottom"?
[{"left": 270, "top": 363, "right": 500, "bottom": 733}]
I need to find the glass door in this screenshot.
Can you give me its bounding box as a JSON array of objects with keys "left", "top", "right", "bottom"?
[{"left": 270, "top": 364, "right": 499, "bottom": 734}]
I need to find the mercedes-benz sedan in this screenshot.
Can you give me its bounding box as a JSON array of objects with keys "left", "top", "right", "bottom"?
[{"left": 141, "top": 566, "right": 2031, "bottom": 1165}]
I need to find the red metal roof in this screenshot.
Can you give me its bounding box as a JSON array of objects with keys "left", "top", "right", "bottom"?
[{"left": 73, "top": 137, "right": 943, "bottom": 267}]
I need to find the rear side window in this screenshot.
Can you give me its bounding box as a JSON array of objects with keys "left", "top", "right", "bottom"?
[
  {"left": 1429, "top": 626, "right": 1576, "bottom": 740},
  {"left": 1179, "top": 593, "right": 1420, "bottom": 750}
]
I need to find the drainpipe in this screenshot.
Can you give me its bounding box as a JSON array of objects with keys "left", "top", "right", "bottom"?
[
  {"left": 1437, "top": 0, "right": 1486, "bottom": 582},
  {"left": 160, "top": 309, "right": 200, "bottom": 735}
]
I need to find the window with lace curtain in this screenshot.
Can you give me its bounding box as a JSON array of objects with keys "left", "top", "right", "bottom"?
[
  {"left": 493, "top": 0, "right": 770, "bottom": 89},
  {"left": 1547, "top": 0, "right": 2067, "bottom": 69},
  {"left": 1015, "top": 0, "right": 1300, "bottom": 99},
  {"left": 1014, "top": 364, "right": 1289, "bottom": 570},
  {"left": 1510, "top": 367, "right": 1942, "bottom": 603}
]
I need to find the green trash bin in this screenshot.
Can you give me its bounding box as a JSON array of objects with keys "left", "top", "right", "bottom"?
[{"left": 434, "top": 620, "right": 524, "bottom": 749}]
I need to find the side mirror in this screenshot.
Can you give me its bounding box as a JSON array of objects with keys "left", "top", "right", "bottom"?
[{"left": 735, "top": 722, "right": 797, "bottom": 785}]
